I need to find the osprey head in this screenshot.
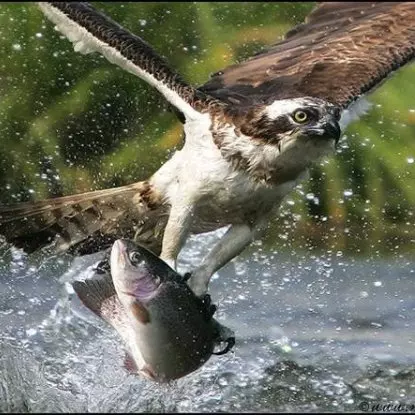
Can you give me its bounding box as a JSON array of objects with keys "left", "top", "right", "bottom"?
[
  {"left": 238, "top": 97, "right": 341, "bottom": 151},
  {"left": 218, "top": 97, "right": 342, "bottom": 184}
]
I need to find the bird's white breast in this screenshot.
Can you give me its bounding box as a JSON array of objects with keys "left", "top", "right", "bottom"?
[{"left": 150, "top": 115, "right": 298, "bottom": 231}]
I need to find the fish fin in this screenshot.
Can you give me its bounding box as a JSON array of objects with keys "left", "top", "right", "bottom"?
[
  {"left": 123, "top": 350, "right": 155, "bottom": 380},
  {"left": 72, "top": 273, "right": 116, "bottom": 319},
  {"left": 123, "top": 352, "right": 139, "bottom": 374},
  {"left": 130, "top": 300, "right": 151, "bottom": 324},
  {"left": 139, "top": 364, "right": 157, "bottom": 381}
]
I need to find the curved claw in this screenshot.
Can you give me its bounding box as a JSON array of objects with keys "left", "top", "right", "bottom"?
[
  {"left": 209, "top": 303, "right": 217, "bottom": 317},
  {"left": 212, "top": 336, "right": 235, "bottom": 356},
  {"left": 201, "top": 293, "right": 211, "bottom": 308},
  {"left": 212, "top": 321, "right": 236, "bottom": 355},
  {"left": 182, "top": 272, "right": 192, "bottom": 282},
  {"left": 200, "top": 293, "right": 217, "bottom": 321}
]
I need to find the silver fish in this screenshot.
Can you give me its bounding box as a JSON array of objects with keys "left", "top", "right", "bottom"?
[{"left": 72, "top": 239, "right": 234, "bottom": 382}]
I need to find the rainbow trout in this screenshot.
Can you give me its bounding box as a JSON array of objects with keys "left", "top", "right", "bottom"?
[{"left": 73, "top": 239, "right": 234, "bottom": 382}]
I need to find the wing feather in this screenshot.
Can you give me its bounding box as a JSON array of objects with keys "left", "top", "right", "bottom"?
[
  {"left": 38, "top": 2, "right": 216, "bottom": 120},
  {"left": 200, "top": 2, "right": 415, "bottom": 108}
]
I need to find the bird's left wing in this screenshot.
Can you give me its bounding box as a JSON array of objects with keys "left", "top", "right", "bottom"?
[
  {"left": 200, "top": 2, "right": 415, "bottom": 110},
  {"left": 38, "top": 2, "right": 218, "bottom": 121}
]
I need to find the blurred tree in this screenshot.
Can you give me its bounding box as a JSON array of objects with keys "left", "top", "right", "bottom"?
[{"left": 0, "top": 2, "right": 414, "bottom": 254}]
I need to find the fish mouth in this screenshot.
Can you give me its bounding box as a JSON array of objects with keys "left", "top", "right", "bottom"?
[{"left": 112, "top": 239, "right": 128, "bottom": 269}]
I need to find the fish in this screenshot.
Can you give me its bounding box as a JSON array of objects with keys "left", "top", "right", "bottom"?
[{"left": 72, "top": 239, "right": 235, "bottom": 382}]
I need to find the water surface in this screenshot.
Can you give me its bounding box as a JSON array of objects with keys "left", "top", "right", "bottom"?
[{"left": 1, "top": 232, "right": 415, "bottom": 412}]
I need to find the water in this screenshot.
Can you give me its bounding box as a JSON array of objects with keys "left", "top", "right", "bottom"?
[{"left": 1, "top": 232, "right": 415, "bottom": 412}]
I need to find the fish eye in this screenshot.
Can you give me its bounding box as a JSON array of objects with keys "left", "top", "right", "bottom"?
[
  {"left": 292, "top": 110, "right": 309, "bottom": 124},
  {"left": 129, "top": 251, "right": 141, "bottom": 263}
]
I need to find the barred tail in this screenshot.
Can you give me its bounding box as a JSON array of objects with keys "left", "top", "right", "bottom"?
[{"left": 0, "top": 181, "right": 164, "bottom": 255}]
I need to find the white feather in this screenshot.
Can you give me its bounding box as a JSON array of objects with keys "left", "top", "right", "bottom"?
[
  {"left": 150, "top": 114, "right": 332, "bottom": 235},
  {"left": 265, "top": 98, "right": 310, "bottom": 119},
  {"left": 38, "top": 3, "right": 203, "bottom": 121},
  {"left": 339, "top": 97, "right": 373, "bottom": 130}
]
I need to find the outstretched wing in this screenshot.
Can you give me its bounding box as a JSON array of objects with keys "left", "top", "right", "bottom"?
[
  {"left": 200, "top": 2, "right": 415, "bottom": 109},
  {"left": 38, "top": 2, "right": 217, "bottom": 120}
]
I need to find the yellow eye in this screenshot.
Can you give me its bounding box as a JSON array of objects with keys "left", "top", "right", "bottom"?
[{"left": 293, "top": 110, "right": 309, "bottom": 123}]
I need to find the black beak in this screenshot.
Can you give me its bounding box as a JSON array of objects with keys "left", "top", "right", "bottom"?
[
  {"left": 303, "top": 119, "right": 341, "bottom": 143},
  {"left": 323, "top": 120, "right": 341, "bottom": 143}
]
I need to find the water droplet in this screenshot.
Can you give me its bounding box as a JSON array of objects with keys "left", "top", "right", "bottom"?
[
  {"left": 12, "top": 43, "right": 22, "bottom": 51},
  {"left": 26, "top": 328, "right": 37, "bottom": 337},
  {"left": 407, "top": 157, "right": 414, "bottom": 164}
]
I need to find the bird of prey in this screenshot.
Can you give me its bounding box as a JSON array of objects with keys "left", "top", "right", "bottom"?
[{"left": 0, "top": 2, "right": 414, "bottom": 296}]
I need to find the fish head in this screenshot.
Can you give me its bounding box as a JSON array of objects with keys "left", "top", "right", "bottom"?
[{"left": 110, "top": 239, "right": 169, "bottom": 305}]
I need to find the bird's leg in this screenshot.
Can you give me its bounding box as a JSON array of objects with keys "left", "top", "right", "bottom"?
[
  {"left": 187, "top": 223, "right": 256, "bottom": 296},
  {"left": 159, "top": 201, "right": 195, "bottom": 270}
]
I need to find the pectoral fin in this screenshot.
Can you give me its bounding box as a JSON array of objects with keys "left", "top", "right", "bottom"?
[
  {"left": 139, "top": 364, "right": 157, "bottom": 381},
  {"left": 123, "top": 351, "right": 156, "bottom": 381},
  {"left": 130, "top": 300, "right": 151, "bottom": 324},
  {"left": 72, "top": 272, "right": 116, "bottom": 319},
  {"left": 123, "top": 352, "right": 139, "bottom": 374}
]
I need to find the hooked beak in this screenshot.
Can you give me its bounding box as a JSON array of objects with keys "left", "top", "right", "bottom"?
[
  {"left": 303, "top": 118, "right": 341, "bottom": 144},
  {"left": 323, "top": 119, "right": 341, "bottom": 143}
]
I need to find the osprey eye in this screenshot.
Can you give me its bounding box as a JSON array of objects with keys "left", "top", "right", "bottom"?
[
  {"left": 293, "top": 110, "right": 309, "bottom": 123},
  {"left": 129, "top": 251, "right": 140, "bottom": 263}
]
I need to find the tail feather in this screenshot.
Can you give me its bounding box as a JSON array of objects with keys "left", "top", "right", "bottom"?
[{"left": 0, "top": 181, "right": 164, "bottom": 254}]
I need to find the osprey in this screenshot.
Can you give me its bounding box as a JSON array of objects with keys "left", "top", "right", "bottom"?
[{"left": 0, "top": 2, "right": 414, "bottom": 296}]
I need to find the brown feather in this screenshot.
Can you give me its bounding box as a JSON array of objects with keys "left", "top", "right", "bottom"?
[
  {"left": 200, "top": 2, "right": 415, "bottom": 108},
  {"left": 0, "top": 181, "right": 165, "bottom": 255}
]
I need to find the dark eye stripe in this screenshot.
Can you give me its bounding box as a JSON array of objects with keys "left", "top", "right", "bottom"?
[{"left": 307, "top": 108, "right": 320, "bottom": 119}]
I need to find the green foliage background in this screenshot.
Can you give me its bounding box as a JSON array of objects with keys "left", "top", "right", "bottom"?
[{"left": 0, "top": 2, "right": 414, "bottom": 255}]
